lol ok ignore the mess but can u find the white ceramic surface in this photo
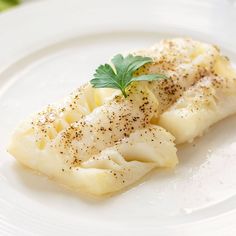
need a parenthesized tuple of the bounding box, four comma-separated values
(0, 0, 236, 235)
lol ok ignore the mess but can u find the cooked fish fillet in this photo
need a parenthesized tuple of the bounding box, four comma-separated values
(9, 123, 177, 195)
(158, 56, 236, 144)
(135, 38, 220, 117)
(8, 38, 224, 195)
(49, 38, 220, 163)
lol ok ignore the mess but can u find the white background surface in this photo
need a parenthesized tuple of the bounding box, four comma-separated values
(0, 0, 236, 235)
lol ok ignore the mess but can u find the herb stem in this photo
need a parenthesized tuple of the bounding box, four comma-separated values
(121, 89, 127, 98)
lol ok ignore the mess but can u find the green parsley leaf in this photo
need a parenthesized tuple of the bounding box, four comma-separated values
(90, 54, 168, 97)
(0, 0, 20, 12)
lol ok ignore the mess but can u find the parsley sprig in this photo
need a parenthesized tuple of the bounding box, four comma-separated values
(90, 54, 167, 97)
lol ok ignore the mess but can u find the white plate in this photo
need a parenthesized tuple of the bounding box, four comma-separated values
(0, 0, 236, 235)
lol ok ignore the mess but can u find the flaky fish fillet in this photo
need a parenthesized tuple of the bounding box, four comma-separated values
(158, 56, 236, 144)
(8, 38, 224, 195)
(9, 124, 177, 195)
